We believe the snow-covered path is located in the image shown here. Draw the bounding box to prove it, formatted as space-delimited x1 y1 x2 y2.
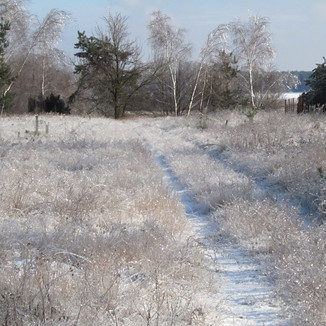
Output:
213 246 288 325
138 121 291 326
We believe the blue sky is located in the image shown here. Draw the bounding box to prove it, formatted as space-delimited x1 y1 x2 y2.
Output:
27 0 326 71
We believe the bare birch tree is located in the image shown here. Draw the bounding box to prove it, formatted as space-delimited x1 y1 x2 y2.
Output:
0 0 30 62
0 4 70 112
148 11 191 115
187 25 228 115
33 9 71 100
229 15 274 108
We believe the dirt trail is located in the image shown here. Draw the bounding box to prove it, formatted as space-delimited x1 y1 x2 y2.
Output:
137 120 291 326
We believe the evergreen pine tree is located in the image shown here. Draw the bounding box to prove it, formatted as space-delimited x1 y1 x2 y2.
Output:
73 13 148 119
305 58 326 107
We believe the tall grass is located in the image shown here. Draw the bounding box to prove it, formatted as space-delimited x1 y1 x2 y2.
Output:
0 116 219 325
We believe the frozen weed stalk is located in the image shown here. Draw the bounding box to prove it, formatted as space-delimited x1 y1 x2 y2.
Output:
34 115 39 136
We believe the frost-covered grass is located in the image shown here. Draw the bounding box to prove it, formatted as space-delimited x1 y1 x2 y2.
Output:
140 118 255 212
0 115 219 325
217 199 325 326
1 111 325 326
161 110 326 216
143 111 326 326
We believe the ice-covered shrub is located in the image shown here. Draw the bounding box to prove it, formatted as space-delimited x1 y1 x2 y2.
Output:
272 224 326 326
216 199 301 251
0 220 215 325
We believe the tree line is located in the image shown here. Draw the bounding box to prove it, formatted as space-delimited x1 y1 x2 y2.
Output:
0 0 73 114
0 1 324 118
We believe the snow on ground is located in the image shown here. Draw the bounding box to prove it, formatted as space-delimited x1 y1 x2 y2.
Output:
212 246 288 326
282 92 302 100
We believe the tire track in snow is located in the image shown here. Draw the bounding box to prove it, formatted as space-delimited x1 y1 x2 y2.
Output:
139 125 291 326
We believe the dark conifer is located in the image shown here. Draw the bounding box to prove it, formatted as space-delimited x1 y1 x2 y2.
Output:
305 58 326 107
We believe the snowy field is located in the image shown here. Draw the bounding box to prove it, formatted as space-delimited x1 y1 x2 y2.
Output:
0 111 325 325
282 92 302 100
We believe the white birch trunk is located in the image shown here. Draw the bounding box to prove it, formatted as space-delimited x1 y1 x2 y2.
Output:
187 61 203 116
